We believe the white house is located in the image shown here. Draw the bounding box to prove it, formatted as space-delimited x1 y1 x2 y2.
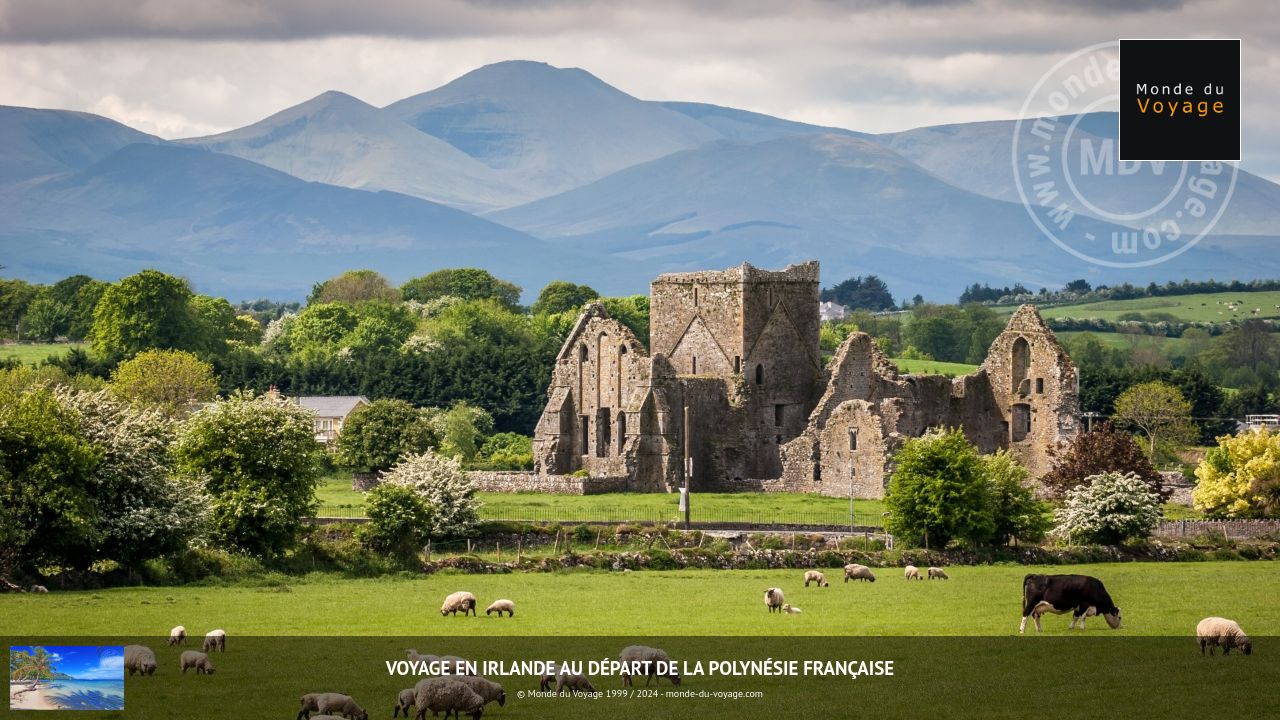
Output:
294 395 369 443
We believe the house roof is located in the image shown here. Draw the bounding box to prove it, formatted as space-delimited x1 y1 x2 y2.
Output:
295 396 369 418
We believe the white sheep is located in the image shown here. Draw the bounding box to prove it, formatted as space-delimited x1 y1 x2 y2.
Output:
439 655 473 675
441 591 478 617
413 677 486 720
168 625 187 646
555 672 597 696
179 650 215 675
782 604 802 614
297 692 369 720
1196 617 1253 656
619 645 681 687
904 565 923 581
393 688 416 718
123 645 157 676
764 587 785 613
447 675 506 707
928 567 949 580
30 585 48 593
485 599 515 617
843 564 876 583
203 629 226 653
803 571 829 587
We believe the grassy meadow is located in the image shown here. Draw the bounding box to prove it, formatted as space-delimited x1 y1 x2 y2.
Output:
889 357 980 376
1017 291 1280 323
0 341 85 364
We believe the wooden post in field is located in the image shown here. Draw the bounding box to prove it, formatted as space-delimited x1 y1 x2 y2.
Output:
467 538 472 554
517 537 523 563
594 529 602 550
496 542 502 562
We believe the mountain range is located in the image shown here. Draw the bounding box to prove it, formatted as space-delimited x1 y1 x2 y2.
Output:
2 59 1277 301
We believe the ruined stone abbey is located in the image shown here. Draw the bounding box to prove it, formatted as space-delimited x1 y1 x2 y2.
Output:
531 262 1079 498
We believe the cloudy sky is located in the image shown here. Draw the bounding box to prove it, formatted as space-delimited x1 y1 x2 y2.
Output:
2 0 1276 178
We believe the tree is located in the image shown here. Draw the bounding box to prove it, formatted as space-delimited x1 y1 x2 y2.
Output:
1053 472 1161 544
1193 430 1280 518
884 429 994 547
1113 381 1198 457
1041 422 1164 498
20 293 72 342
0 278 38 341
360 483 433 558
820 275 895 311
378 451 481 538
400 268 522 311
474 432 534 470
600 295 650 348
532 281 600 315
334 399 438 473
174 391 321 557
1064 279 1092 293
309 269 400 305
110 349 218 417
430 402 494 463
983 450 1051 544
90 269 197 359
285 303 358 354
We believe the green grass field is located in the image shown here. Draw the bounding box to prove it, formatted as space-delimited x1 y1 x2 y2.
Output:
1008 291 1280 323
0 341 85 364
1057 330 1193 354
889 357 979 376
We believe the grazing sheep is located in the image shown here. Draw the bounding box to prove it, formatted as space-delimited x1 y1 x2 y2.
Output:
179 650 215 675
619 645 681 687
555 672 597 696
406 649 440 664
123 645 157 676
168 625 187 646
393 688 417 718
1196 617 1253 656
413 677 486 720
485 599 515 617
782 604 802 614
448 675 506 708
803 571 829 587
843 564 876 583
441 591 478 617
202 629 226 653
30 585 48 593
764 587 785 613
439 655 473 675
904 565 923 581
928 567 949 580
539 662 565 691
297 692 369 720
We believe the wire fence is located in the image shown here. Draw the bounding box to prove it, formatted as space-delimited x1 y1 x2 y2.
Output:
311 504 886 529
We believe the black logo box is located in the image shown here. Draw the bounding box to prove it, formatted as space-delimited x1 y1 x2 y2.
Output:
1120 39 1240 162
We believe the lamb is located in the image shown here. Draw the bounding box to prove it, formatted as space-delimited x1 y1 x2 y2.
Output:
782 604 802 614
619 645 681 687
447 675 506 708
202 629 226 653
764 587 785 613
393 688 417 718
413 677 486 720
555 672 597 696
168 625 187 646
485 599 515 617
297 692 369 720
843 564 876 583
928 567 950 580
1196 617 1253 656
803 571 829 587
441 591 478 617
123 645 157 676
904 565 923 581
179 650 215 675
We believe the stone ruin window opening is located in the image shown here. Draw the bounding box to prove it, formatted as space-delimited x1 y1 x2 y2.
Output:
692 355 698 374
774 404 785 426
849 428 858 451
755 363 764 385
1012 403 1031 442
579 415 590 455
597 408 611 457
734 356 741 373
693 285 699 307
1012 336 1030 394
617 412 627 452
580 344 589 362
1036 378 1044 394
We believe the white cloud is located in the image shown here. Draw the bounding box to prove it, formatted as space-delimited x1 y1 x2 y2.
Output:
76 654 124 680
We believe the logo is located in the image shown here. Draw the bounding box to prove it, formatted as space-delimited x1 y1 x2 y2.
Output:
1012 41 1237 268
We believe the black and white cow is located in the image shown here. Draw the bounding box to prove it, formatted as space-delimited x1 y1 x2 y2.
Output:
1020 574 1121 633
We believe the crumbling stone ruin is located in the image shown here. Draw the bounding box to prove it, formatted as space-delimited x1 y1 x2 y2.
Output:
532 262 1079 498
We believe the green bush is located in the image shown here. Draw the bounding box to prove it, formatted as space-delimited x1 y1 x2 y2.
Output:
360 484 432 558
885 429 994 547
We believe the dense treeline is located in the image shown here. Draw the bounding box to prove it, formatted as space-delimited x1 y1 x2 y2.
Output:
961 277 1280 306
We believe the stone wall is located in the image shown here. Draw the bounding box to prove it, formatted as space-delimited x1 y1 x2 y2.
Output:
1154 519 1280 540
466 471 630 495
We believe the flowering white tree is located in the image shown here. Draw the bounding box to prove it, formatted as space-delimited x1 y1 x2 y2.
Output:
380 451 481 538
1053 471 1162 545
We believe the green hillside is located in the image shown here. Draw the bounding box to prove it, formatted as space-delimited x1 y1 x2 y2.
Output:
1000 291 1280 323
0 342 85 365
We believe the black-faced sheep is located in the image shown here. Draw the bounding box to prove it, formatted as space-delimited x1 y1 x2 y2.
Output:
904 565 923 581
168 625 186 646
843 564 876 582
179 650 215 675
413 677 486 720
393 688 416 718
619 645 681 687
441 591 478 617
1197 617 1252 656
928 567 949 580
123 645 157 676
485 599 514 617
803 571 829 587
297 692 368 720
203 629 226 653
764 587 785 613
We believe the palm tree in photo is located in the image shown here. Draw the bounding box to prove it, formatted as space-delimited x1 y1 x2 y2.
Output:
12 647 56 685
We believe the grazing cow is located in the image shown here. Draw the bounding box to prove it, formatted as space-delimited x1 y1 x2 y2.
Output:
1020 574 1121 633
